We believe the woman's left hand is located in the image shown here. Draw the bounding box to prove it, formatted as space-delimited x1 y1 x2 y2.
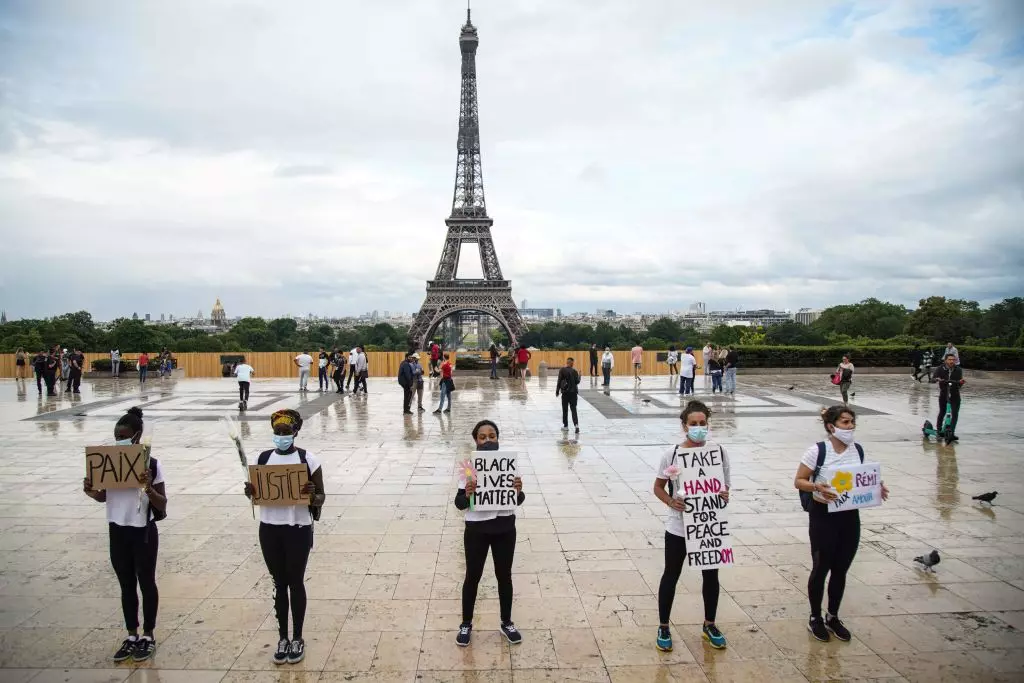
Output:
139 469 151 488
719 489 730 503
301 482 317 496
513 477 523 493
881 482 889 501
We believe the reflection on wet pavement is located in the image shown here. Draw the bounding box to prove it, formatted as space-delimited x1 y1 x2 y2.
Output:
1 372 1023 681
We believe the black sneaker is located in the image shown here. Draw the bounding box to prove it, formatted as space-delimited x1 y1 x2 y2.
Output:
287 638 305 664
273 638 290 665
500 621 522 644
456 622 472 647
112 637 137 662
825 614 851 642
132 636 155 662
808 616 830 642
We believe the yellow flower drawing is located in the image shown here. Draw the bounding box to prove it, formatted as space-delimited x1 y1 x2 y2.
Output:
831 470 854 494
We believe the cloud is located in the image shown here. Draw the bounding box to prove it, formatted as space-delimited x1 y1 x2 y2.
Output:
0 0 1022 320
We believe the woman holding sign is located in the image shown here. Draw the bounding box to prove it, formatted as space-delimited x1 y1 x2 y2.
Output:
653 399 731 652
794 405 888 643
453 419 525 647
82 407 166 664
244 409 326 665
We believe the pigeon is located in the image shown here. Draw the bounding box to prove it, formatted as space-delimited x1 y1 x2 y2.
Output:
913 549 940 572
787 386 795 391
972 491 998 505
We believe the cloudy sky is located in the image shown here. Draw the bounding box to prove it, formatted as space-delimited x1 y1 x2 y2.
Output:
1 0 1022 321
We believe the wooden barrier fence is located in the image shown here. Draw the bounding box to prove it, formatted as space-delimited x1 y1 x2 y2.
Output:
0 350 706 379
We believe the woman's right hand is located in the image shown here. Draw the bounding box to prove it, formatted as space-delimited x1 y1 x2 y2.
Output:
815 482 838 501
83 477 95 496
243 482 254 499
464 479 476 496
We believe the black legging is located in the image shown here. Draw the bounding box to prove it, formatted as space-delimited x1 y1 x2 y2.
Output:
259 523 312 639
561 393 579 427
109 522 159 632
318 366 328 390
346 365 356 388
658 531 719 624
807 504 860 618
238 381 250 402
463 527 516 623
333 368 344 392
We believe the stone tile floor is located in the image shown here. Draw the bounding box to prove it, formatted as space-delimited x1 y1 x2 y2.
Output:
1 371 1023 683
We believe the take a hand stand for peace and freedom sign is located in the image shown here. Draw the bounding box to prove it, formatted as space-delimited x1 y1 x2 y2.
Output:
652 400 731 653
453 420 526 648
794 405 890 644
82 407 167 665
243 409 326 666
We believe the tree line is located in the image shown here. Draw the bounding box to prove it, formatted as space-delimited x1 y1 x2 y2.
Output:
1 296 1021 354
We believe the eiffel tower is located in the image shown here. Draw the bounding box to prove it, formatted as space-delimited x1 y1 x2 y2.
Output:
408 6 526 351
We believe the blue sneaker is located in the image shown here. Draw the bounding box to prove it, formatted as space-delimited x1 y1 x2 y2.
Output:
656 626 673 652
702 623 727 649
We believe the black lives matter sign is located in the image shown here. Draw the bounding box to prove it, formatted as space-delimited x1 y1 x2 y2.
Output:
471 453 518 511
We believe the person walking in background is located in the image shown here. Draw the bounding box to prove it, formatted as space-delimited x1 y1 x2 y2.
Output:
346 346 359 390
331 348 346 394
66 346 84 394
43 350 58 396
708 353 723 394
138 351 150 385
678 347 696 396
910 344 923 381
836 355 855 404
489 344 499 380
601 346 614 387
293 350 312 392
111 348 121 378
429 341 442 378
723 347 739 395
508 346 517 378
631 341 643 384
317 347 330 392
666 346 679 380
434 353 454 413
944 341 960 366
589 343 600 378
794 405 888 643
934 353 965 442
556 357 581 433
398 352 416 415
515 344 531 380
411 354 425 411
234 360 254 408
702 342 714 389
352 346 369 395
33 349 47 394
454 420 525 647
15 347 27 380
60 348 70 391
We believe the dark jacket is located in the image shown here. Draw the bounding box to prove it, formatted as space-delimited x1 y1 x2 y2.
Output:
725 350 739 368
934 365 963 398
555 366 581 396
397 360 415 388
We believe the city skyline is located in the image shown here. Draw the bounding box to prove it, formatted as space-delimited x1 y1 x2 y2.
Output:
1 2 1022 321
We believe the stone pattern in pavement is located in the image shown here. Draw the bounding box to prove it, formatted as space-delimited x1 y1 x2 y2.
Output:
1 371 1023 683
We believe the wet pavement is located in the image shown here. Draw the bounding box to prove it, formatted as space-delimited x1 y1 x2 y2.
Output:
1 372 1023 683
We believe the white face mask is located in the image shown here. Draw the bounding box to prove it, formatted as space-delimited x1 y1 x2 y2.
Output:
831 427 856 445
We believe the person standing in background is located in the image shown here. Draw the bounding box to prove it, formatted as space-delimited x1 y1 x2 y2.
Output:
66 346 85 394
317 347 330 392
14 347 27 380
434 354 454 413
702 343 713 389
678 347 696 396
411 354 426 411
111 348 121 378
556 357 582 433
430 341 442 378
138 351 150 385
489 344 500 380
723 347 739 395
666 346 679 380
346 346 359 390
293 350 313 392
398 353 416 415
589 343 600 378
33 349 47 393
331 348 346 394
631 342 643 384
353 346 369 394
601 346 615 387
515 344 531 381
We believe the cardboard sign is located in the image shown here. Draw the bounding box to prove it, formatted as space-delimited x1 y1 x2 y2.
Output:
85 445 148 490
470 452 518 512
248 464 310 506
681 494 734 570
823 462 882 513
674 445 727 498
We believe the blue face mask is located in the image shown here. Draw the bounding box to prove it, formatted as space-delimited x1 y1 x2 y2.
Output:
687 426 709 443
114 438 134 446
273 435 294 451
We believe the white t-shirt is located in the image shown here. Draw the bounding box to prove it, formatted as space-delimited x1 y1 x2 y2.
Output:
355 353 368 373
111 350 120 361
107 459 166 528
681 354 697 378
234 364 254 382
349 349 358 366
800 440 863 504
667 351 679 364
258 450 321 526
294 354 313 370
658 443 732 538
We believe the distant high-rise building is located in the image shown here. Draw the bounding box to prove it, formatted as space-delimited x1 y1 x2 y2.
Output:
145 313 151 322
795 308 823 325
0 310 6 324
689 302 706 314
160 313 165 322
132 312 139 320
521 299 527 309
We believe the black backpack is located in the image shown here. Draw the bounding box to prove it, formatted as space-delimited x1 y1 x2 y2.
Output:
800 442 864 511
257 448 322 521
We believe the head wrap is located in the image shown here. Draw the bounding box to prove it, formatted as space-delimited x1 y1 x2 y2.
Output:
270 409 303 432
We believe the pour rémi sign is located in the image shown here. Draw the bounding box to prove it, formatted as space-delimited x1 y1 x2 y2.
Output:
673 445 734 570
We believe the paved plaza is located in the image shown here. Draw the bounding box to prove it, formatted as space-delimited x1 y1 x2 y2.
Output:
1 372 1024 683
